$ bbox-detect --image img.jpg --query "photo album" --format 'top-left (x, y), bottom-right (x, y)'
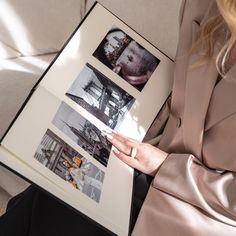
top-left (0, 2), bottom-right (174, 235)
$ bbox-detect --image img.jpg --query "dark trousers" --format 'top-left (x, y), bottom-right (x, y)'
top-left (0, 171), bottom-right (152, 236)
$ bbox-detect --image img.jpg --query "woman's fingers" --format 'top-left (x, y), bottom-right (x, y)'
top-left (102, 130), bottom-right (168, 175)
top-left (102, 130), bottom-right (142, 169)
top-left (109, 134), bottom-right (133, 155)
top-left (112, 132), bottom-right (139, 144)
top-left (103, 129), bottom-right (139, 143)
top-left (103, 130), bottom-right (139, 155)
top-left (113, 148), bottom-right (139, 169)
top-left (112, 65), bottom-right (122, 73)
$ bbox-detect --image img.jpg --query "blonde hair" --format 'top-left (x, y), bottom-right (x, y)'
top-left (193, 0), bottom-right (236, 75)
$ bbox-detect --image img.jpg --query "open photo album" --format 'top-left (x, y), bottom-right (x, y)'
top-left (0, 2), bottom-right (174, 235)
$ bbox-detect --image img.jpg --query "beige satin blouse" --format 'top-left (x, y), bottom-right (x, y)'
top-left (132, 0), bottom-right (236, 235)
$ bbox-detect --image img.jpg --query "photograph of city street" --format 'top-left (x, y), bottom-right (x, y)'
top-left (93, 27), bottom-right (160, 91)
top-left (34, 129), bottom-right (105, 203)
top-left (52, 102), bottom-right (112, 167)
top-left (66, 63), bottom-right (135, 129)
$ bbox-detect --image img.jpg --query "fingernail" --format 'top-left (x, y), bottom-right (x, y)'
top-left (106, 134), bottom-right (113, 140)
top-left (103, 129), bottom-right (112, 134)
top-left (113, 148), bottom-right (120, 155)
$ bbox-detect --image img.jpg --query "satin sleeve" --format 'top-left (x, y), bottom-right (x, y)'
top-left (153, 153), bottom-right (236, 226)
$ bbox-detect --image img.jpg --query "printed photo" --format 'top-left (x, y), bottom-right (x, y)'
top-left (66, 63), bottom-right (135, 129)
top-left (34, 129), bottom-right (105, 203)
top-left (93, 27), bottom-right (160, 91)
top-left (52, 102), bottom-right (112, 167)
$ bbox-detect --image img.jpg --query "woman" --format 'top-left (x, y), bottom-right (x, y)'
top-left (1, 0), bottom-right (236, 235)
top-left (63, 160), bottom-right (102, 192)
top-left (107, 0), bottom-right (236, 235)
top-left (94, 28), bottom-right (159, 91)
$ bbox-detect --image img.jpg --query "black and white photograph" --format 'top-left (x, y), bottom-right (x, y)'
top-left (34, 129), bottom-right (105, 203)
top-left (52, 102), bottom-right (112, 167)
top-left (66, 63), bottom-right (135, 129)
top-left (93, 26), bottom-right (160, 91)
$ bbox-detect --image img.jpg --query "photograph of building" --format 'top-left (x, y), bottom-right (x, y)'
top-left (34, 129), bottom-right (105, 203)
top-left (93, 27), bottom-right (160, 91)
top-left (66, 63), bottom-right (135, 129)
top-left (52, 102), bottom-right (112, 167)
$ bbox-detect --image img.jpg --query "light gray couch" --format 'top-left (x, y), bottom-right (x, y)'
top-left (0, 0), bottom-right (181, 210)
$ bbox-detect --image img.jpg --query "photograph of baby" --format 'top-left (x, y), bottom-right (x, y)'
top-left (93, 26), bottom-right (160, 91)
top-left (52, 102), bottom-right (112, 167)
top-left (34, 129), bottom-right (105, 203)
top-left (66, 63), bottom-right (135, 129)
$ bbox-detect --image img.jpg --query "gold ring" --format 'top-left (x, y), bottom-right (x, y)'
top-left (130, 147), bottom-right (137, 158)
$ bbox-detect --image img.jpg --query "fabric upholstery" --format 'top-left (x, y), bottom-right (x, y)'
top-left (0, 0), bottom-right (86, 56)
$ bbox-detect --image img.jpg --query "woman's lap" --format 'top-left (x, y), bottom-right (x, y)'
top-left (0, 171), bottom-right (152, 236)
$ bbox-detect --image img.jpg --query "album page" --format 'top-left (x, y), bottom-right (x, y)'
top-left (1, 3), bottom-right (174, 235)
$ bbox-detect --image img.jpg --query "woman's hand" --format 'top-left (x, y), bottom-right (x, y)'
top-left (104, 131), bottom-right (168, 176)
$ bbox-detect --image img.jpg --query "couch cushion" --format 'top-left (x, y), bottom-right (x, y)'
top-left (0, 53), bottom-right (56, 139)
top-left (0, 41), bottom-right (21, 60)
top-left (0, 0), bottom-right (86, 56)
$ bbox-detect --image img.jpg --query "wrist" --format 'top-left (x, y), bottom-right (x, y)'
top-left (151, 151), bottom-right (168, 176)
